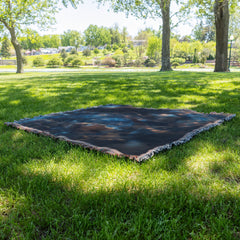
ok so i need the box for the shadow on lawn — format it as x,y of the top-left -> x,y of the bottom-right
0,135 -> 240,239
0,71 -> 230,119
0,71 -> 240,239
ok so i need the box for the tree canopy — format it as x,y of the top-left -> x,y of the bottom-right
0,0 -> 83,73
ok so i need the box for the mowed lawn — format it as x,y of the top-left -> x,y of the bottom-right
0,71 -> 239,239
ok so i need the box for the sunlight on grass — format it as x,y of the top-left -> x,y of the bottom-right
0,71 -> 239,239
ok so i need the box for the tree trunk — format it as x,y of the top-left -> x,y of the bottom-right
160,0 -> 172,71
214,0 -> 229,72
9,27 -> 24,73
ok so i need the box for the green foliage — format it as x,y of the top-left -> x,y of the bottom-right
135,28 -> 154,42
70,48 -> 78,55
33,56 -> 45,67
0,72 -> 240,239
82,49 -> 91,57
193,21 -> 215,42
84,25 -> 111,47
64,55 -> 83,67
122,47 -> 128,53
60,49 -> 68,60
114,49 -> 124,55
171,39 -> 216,62
71,57 -> 83,67
171,58 -> 186,65
133,58 -> 144,67
64,55 -> 76,66
112,43 -> 119,51
47,57 -> 63,68
146,36 -> 161,63
112,55 -> 124,67
144,58 -> 156,67
93,48 -> 100,54
0,37 -> 11,59
0,0 -> 59,32
103,49 -> 108,55
40,34 -> 61,48
171,62 -> 180,68
19,29 -> 42,51
61,30 -> 83,49
102,57 -> 116,67
106,44 -> 112,51
22,56 -> 28,65
94,58 -> 101,66
109,24 -> 121,45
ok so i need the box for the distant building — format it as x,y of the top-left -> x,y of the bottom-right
58,46 -> 75,53
39,48 -> 58,54
132,40 -> 147,47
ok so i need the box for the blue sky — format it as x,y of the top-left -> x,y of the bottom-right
41,1 -> 195,37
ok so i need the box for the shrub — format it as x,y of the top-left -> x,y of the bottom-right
103,49 -> 108,55
114,49 -> 124,55
71,57 -> 83,67
122,47 -> 128,53
102,57 -> 116,67
33,56 -> 45,67
170,58 -> 185,65
106,45 -> 112,51
82,49 -> 91,57
94,48 -> 99,54
133,58 -> 143,67
123,53 -> 130,67
94,58 -> 101,66
64,56 -> 75,66
171,62 -> 180,68
60,49 -> 68,60
112,55 -> 123,67
112,44 -> 119,51
70,48 -> 78,55
144,58 -> 156,67
22,56 -> 28,65
47,57 -> 62,68
200,56 -> 207,64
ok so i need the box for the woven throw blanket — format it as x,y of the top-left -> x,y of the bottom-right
5,105 -> 235,162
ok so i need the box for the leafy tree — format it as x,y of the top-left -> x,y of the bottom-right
1,36 -> 11,59
70,48 -> 78,55
134,28 -> 154,43
109,24 -> 121,45
21,29 -> 42,51
41,34 -> 61,48
96,0 -> 178,71
82,48 -> 91,57
61,30 -> 83,49
188,0 -> 239,72
121,27 -> 128,44
146,36 -> 162,63
0,0 -> 82,73
84,25 -> 111,47
0,0 -> 59,73
229,5 -> 240,40
193,21 -> 215,42
60,49 -> 68,60
94,48 -> 100,54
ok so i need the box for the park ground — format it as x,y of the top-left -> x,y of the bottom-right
0,71 -> 240,239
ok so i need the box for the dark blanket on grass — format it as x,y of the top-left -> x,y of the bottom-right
5,105 -> 235,162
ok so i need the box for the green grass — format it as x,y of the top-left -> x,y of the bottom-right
0,71 -> 239,239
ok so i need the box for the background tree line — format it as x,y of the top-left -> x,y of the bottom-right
0,0 -> 239,73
